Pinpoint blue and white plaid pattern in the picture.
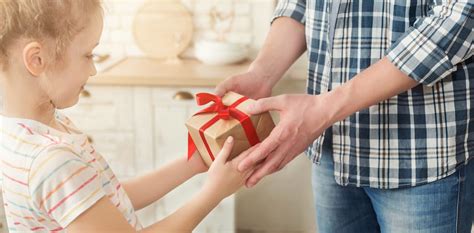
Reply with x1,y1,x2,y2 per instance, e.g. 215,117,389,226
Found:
273,0,473,189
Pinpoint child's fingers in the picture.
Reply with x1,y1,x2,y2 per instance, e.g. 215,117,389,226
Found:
215,136,234,164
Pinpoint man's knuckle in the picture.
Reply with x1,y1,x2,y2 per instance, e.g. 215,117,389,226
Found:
276,130,290,144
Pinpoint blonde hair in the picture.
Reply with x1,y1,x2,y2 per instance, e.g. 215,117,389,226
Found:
0,0,102,67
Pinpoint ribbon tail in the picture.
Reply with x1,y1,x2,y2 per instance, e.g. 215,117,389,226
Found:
188,133,197,160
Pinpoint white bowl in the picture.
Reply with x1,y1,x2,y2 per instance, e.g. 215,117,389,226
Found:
195,41,248,65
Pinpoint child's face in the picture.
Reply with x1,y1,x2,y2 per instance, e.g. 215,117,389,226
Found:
44,11,103,109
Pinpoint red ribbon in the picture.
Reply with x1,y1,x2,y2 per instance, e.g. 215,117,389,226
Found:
188,93,261,161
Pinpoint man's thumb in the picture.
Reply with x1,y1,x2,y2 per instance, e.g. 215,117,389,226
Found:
247,97,281,115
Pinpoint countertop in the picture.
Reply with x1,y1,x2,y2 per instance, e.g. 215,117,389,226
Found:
89,57,306,88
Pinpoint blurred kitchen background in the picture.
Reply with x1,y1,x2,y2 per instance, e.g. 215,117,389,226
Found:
0,0,314,232
94,0,308,70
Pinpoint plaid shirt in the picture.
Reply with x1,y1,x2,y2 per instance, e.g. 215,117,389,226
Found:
273,0,474,189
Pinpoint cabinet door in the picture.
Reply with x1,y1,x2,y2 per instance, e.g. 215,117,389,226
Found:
151,87,209,212
150,87,235,233
151,88,210,165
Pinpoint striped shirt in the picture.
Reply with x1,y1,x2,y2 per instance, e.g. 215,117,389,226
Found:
274,0,474,188
0,112,142,232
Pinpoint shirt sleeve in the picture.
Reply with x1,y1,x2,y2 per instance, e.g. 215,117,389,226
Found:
387,1,473,87
272,0,307,25
28,146,105,228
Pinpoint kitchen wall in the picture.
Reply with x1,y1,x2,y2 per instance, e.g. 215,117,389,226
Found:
97,1,314,232
97,0,307,79
99,0,274,58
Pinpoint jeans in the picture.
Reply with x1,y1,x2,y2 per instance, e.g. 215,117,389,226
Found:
312,148,474,233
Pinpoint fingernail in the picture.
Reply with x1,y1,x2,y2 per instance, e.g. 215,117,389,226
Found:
227,136,234,143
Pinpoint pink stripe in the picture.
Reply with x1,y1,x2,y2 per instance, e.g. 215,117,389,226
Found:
87,158,96,164
47,174,98,215
115,184,121,190
14,222,45,231
3,173,27,186
40,133,59,143
18,123,34,135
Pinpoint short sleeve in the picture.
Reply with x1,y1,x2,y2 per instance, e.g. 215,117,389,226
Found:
272,0,307,25
386,1,473,86
28,146,105,227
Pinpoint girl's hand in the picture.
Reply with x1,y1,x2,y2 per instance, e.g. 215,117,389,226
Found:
188,151,209,174
203,136,258,200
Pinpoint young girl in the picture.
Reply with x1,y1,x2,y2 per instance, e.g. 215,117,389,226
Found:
0,0,257,232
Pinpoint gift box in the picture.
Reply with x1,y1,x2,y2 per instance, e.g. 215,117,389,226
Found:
186,92,275,166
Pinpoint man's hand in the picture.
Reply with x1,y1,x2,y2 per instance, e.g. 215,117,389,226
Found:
238,94,333,187
238,57,420,188
215,66,273,100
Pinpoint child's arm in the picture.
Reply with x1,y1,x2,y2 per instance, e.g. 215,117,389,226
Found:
66,188,222,233
121,152,208,211
67,137,257,233
145,137,257,232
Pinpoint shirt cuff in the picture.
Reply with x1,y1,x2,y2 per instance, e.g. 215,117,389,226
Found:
271,0,306,25
387,27,455,87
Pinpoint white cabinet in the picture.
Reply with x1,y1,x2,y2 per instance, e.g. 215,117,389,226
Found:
63,86,236,232
148,88,235,232
151,88,207,165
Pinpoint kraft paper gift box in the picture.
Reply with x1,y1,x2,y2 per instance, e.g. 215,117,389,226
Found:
186,92,275,166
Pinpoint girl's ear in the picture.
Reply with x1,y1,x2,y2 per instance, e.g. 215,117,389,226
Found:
22,42,47,77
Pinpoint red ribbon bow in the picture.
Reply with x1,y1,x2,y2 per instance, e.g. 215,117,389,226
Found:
187,93,261,161
195,93,232,120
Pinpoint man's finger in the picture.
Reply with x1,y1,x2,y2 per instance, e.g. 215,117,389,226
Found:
215,136,234,164
245,149,286,187
231,143,260,166
215,83,228,97
277,147,302,170
247,95,284,115
237,126,283,171
215,76,236,97
243,162,263,180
